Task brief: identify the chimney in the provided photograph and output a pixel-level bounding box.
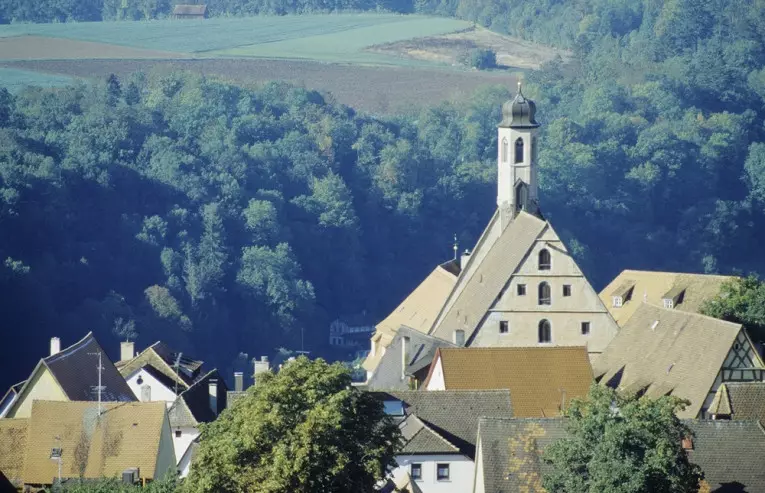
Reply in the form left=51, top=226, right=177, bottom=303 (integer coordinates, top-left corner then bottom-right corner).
left=208, top=378, right=218, bottom=415
left=234, top=372, right=243, bottom=392
left=401, top=336, right=410, bottom=381
left=50, top=337, right=61, bottom=356
left=120, top=341, right=135, bottom=362
left=460, top=249, right=471, bottom=270
left=253, top=356, right=270, bottom=385
left=681, top=437, right=693, bottom=451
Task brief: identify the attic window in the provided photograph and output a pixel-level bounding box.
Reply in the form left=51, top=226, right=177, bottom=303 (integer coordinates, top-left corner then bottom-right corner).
left=499, top=321, right=509, bottom=334
left=663, top=298, right=674, bottom=309
left=612, top=296, right=623, bottom=308
left=383, top=400, right=405, bottom=416
left=538, top=249, right=551, bottom=270
left=175, top=430, right=182, bottom=438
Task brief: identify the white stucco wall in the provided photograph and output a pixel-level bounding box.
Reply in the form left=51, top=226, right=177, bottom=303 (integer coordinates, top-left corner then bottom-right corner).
left=125, top=368, right=178, bottom=407
left=172, top=426, right=200, bottom=466
left=392, top=455, right=473, bottom=493
left=473, top=440, right=485, bottom=493
left=425, top=358, right=445, bottom=390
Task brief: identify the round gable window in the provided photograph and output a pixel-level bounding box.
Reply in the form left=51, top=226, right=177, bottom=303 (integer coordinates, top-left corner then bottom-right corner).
left=136, top=375, right=144, bottom=385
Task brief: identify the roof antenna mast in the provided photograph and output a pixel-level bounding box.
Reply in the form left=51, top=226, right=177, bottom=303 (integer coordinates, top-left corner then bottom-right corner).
left=174, top=352, right=183, bottom=396
left=453, top=234, right=458, bottom=260
left=88, top=351, right=105, bottom=417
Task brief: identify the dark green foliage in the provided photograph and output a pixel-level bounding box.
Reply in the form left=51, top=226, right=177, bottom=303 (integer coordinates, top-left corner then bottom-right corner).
left=60, top=474, right=178, bottom=493
left=458, top=48, right=497, bottom=70
left=700, top=275, right=765, bottom=343
left=543, top=385, right=703, bottom=493
left=184, top=357, right=401, bottom=493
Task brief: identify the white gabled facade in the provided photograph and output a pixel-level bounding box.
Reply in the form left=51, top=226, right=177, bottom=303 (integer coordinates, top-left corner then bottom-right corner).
left=125, top=368, right=178, bottom=407
left=392, top=454, right=474, bottom=493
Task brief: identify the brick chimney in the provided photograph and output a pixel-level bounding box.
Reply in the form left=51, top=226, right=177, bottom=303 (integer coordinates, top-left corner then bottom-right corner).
left=50, top=337, right=61, bottom=356
left=208, top=378, right=218, bottom=415
left=234, top=372, right=244, bottom=392
left=120, top=341, right=135, bottom=362
left=253, top=356, right=270, bottom=385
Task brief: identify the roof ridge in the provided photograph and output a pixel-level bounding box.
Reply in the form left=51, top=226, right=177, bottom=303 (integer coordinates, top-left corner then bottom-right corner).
left=43, top=331, right=95, bottom=363
left=478, top=416, right=565, bottom=422
left=640, top=302, right=742, bottom=329
left=620, top=269, right=736, bottom=279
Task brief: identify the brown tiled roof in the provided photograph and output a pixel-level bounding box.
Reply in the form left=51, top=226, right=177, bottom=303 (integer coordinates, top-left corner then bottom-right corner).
left=709, top=382, right=765, bottom=421
left=0, top=419, right=27, bottom=485
left=23, top=400, right=168, bottom=485
left=364, top=264, right=457, bottom=372
left=592, top=304, right=757, bottom=418
left=430, top=211, right=547, bottom=343
left=599, top=270, right=734, bottom=326
left=428, top=347, right=592, bottom=417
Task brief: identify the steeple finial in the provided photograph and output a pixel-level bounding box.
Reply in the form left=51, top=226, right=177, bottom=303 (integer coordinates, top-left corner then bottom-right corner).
left=517, top=80, right=523, bottom=95
left=453, top=234, right=458, bottom=260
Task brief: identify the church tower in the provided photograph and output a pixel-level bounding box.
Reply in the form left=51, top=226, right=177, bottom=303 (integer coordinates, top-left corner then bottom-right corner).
left=497, top=82, right=540, bottom=228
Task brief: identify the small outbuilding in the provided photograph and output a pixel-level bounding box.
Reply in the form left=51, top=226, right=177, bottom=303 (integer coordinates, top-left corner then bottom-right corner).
left=172, top=4, right=207, bottom=19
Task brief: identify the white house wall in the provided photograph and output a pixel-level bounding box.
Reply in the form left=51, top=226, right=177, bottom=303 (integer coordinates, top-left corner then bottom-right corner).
left=425, top=357, right=446, bottom=390
left=392, top=454, right=473, bottom=493
left=472, top=440, right=485, bottom=493
left=125, top=368, right=178, bottom=407
left=172, top=426, right=200, bottom=466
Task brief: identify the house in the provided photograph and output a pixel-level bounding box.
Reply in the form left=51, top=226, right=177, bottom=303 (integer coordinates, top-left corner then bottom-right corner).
left=363, top=261, right=459, bottom=380
left=365, top=326, right=455, bottom=391
left=423, top=347, right=593, bottom=417
left=20, top=400, right=175, bottom=487
left=172, top=4, right=207, bottom=18
left=472, top=417, right=765, bottom=493
left=226, top=356, right=271, bottom=409
left=708, top=381, right=765, bottom=421
left=2, top=334, right=135, bottom=419
left=0, top=418, right=27, bottom=489
left=116, top=341, right=227, bottom=472
left=376, top=390, right=513, bottom=493
left=599, top=270, right=735, bottom=326
left=593, top=303, right=765, bottom=418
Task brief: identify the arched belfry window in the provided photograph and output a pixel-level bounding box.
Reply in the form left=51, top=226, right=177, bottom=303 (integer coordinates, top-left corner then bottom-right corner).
left=515, top=182, right=527, bottom=211
left=514, top=137, right=524, bottom=163
left=501, top=138, right=508, bottom=163
left=538, top=249, right=551, bottom=270
left=538, top=319, right=551, bottom=343
left=538, top=282, right=551, bottom=306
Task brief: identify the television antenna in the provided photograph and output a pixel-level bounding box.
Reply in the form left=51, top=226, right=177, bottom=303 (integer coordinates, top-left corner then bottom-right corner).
left=88, top=351, right=105, bottom=417
left=174, top=352, right=183, bottom=396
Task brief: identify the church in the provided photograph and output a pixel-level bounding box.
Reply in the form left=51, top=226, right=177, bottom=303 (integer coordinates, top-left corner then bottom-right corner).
left=364, top=84, right=619, bottom=380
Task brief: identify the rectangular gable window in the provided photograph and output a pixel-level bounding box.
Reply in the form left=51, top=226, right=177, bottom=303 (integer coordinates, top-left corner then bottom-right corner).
left=517, top=284, right=526, bottom=296
left=581, top=322, right=590, bottom=335
left=563, top=285, right=572, bottom=297
left=499, top=321, right=509, bottom=334
left=436, top=463, right=450, bottom=481
left=411, top=463, right=422, bottom=481
left=612, top=296, right=623, bottom=308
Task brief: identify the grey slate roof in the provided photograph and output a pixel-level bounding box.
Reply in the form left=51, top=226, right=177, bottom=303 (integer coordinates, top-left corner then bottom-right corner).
left=686, top=420, right=765, bottom=492
left=709, top=382, right=765, bottom=422
left=399, top=414, right=460, bottom=454
left=475, top=417, right=566, bottom=493
left=475, top=418, right=765, bottom=493
left=366, top=326, right=455, bottom=391
left=376, top=390, right=513, bottom=458
left=168, top=369, right=227, bottom=427
left=43, top=332, right=135, bottom=403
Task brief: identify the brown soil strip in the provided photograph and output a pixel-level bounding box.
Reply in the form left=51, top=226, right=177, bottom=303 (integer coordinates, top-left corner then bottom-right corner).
left=0, top=35, right=191, bottom=61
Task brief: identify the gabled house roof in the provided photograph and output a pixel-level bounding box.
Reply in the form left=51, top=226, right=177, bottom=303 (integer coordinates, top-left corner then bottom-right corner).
left=425, top=347, right=592, bottom=417
left=168, top=369, right=226, bottom=428
left=598, top=270, right=734, bottom=326
left=430, top=211, right=547, bottom=343
left=365, top=326, right=455, bottom=390
left=0, top=381, right=26, bottom=418
left=708, top=382, right=765, bottom=421
left=22, top=400, right=171, bottom=485
left=474, top=418, right=765, bottom=493
left=118, top=341, right=204, bottom=390
left=8, top=333, right=135, bottom=417
left=364, top=262, right=458, bottom=373
left=592, top=304, right=760, bottom=418
left=0, top=419, right=28, bottom=486
left=375, top=389, right=513, bottom=458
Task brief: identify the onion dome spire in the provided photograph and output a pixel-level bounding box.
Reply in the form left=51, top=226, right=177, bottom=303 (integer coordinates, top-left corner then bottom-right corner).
left=499, top=80, right=540, bottom=128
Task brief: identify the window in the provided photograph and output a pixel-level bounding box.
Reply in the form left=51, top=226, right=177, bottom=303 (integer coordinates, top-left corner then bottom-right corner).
left=538, top=319, right=551, bottom=343
left=538, top=249, right=551, bottom=270
left=538, top=282, right=551, bottom=306
left=411, top=464, right=422, bottom=481
left=175, top=430, right=182, bottom=438
left=562, top=285, right=571, bottom=297
left=453, top=329, right=465, bottom=346
left=499, top=321, right=509, bottom=334
left=436, top=463, right=450, bottom=481
left=612, top=296, right=623, bottom=308
left=501, top=138, right=508, bottom=163
left=517, top=284, right=526, bottom=296
left=581, top=321, right=590, bottom=335
left=663, top=298, right=674, bottom=309
left=514, top=137, right=524, bottom=163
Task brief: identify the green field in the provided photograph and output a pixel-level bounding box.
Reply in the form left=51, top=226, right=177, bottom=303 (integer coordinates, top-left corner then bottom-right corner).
left=0, top=15, right=470, bottom=64
left=0, top=67, right=76, bottom=92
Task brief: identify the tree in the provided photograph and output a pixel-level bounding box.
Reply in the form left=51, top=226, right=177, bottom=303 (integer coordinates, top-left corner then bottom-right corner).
left=458, top=48, right=497, bottom=69
left=700, top=275, right=765, bottom=343
left=542, top=385, right=703, bottom=493
left=183, top=357, right=401, bottom=493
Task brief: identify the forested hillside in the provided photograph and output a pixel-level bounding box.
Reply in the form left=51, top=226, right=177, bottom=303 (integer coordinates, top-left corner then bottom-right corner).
left=3, top=0, right=765, bottom=389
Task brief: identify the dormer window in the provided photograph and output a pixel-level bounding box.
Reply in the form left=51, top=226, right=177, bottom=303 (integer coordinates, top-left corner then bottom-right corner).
left=514, top=137, right=524, bottom=163
left=501, top=138, right=508, bottom=163
left=612, top=296, right=623, bottom=308
left=663, top=298, right=674, bottom=309
left=538, top=249, right=551, bottom=270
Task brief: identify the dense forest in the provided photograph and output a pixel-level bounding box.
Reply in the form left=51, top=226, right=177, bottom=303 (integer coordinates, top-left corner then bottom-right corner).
left=3, top=0, right=765, bottom=389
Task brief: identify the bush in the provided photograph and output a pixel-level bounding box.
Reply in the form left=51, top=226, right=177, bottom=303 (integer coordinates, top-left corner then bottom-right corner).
left=458, top=48, right=497, bottom=69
